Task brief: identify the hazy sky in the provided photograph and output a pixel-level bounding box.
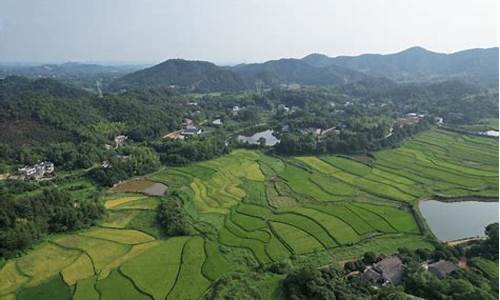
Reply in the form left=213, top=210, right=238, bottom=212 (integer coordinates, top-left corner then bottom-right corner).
left=0, top=0, right=497, bottom=64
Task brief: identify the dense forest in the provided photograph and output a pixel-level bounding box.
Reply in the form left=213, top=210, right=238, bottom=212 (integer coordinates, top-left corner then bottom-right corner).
left=0, top=188, right=105, bottom=257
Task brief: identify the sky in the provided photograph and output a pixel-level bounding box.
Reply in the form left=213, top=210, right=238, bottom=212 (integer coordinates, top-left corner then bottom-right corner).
left=0, top=0, right=497, bottom=64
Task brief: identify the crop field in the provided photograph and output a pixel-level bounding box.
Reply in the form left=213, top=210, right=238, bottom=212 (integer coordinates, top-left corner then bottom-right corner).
left=2, top=129, right=497, bottom=299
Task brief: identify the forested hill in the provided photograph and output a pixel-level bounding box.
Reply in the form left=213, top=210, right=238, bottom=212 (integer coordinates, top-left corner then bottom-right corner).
left=109, top=47, right=498, bottom=92
left=109, top=59, right=248, bottom=92
left=230, top=58, right=369, bottom=86
left=0, top=76, right=185, bottom=147
left=110, top=57, right=370, bottom=92
left=303, top=47, right=499, bottom=86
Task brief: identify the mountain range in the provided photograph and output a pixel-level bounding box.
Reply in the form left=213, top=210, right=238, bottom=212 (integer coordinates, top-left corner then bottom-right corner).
left=109, top=47, right=498, bottom=92
left=303, top=47, right=499, bottom=86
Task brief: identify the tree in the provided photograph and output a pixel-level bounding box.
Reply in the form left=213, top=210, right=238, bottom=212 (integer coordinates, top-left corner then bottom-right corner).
left=157, top=196, right=191, bottom=237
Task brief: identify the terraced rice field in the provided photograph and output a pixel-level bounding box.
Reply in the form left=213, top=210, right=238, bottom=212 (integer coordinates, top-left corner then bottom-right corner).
left=2, top=130, right=497, bottom=299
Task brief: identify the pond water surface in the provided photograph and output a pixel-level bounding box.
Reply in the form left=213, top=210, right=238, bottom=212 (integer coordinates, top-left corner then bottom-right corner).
left=479, top=130, right=499, bottom=137
left=237, top=129, right=280, bottom=146
left=419, top=200, right=499, bottom=241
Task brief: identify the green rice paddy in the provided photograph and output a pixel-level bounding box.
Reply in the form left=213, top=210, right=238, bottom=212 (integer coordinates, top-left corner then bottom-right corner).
left=1, top=129, right=497, bottom=299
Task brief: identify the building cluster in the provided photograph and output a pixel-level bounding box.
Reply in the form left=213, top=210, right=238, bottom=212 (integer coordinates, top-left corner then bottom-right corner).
left=362, top=255, right=404, bottom=285
left=163, top=118, right=203, bottom=140
left=300, top=126, right=339, bottom=139
left=361, top=255, right=459, bottom=287
left=397, top=113, right=425, bottom=127
left=15, top=161, right=55, bottom=180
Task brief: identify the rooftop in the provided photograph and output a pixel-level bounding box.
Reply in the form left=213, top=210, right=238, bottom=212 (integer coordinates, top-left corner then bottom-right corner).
left=428, top=260, right=459, bottom=278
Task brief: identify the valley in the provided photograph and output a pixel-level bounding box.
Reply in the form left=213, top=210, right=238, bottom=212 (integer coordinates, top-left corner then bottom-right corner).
left=1, top=128, right=497, bottom=299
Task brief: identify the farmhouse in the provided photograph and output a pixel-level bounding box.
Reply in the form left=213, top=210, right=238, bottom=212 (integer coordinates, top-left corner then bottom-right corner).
left=277, top=104, right=290, bottom=113
left=362, top=255, right=404, bottom=285
left=435, top=117, right=444, bottom=126
left=397, top=115, right=420, bottom=127
left=181, top=125, right=202, bottom=136
left=428, top=260, right=459, bottom=278
left=114, top=135, right=128, bottom=147
left=16, top=161, right=55, bottom=180
left=212, top=119, right=223, bottom=126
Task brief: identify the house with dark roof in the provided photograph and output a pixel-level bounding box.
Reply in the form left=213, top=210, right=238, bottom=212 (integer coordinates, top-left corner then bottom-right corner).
left=181, top=125, right=202, bottom=136
left=362, top=255, right=404, bottom=286
left=428, top=260, right=459, bottom=278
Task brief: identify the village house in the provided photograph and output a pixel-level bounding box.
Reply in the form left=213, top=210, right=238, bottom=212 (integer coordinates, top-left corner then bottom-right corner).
left=212, top=119, right=223, bottom=126
left=114, top=135, right=128, bottom=148
left=277, top=104, right=290, bottom=113
left=301, top=128, right=322, bottom=135
left=362, top=255, right=404, bottom=286
left=181, top=125, right=202, bottom=136
left=397, top=113, right=423, bottom=127
left=428, top=260, right=459, bottom=278
left=435, top=117, right=444, bottom=126
left=16, top=161, right=55, bottom=180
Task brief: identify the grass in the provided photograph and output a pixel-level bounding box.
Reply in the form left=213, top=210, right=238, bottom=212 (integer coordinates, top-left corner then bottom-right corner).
left=240, top=179, right=267, bottom=205
left=53, top=235, right=131, bottom=272
left=0, top=261, right=30, bottom=295
left=218, top=226, right=271, bottom=264
left=16, top=242, right=80, bottom=288
left=347, top=205, right=396, bottom=233
left=80, top=228, right=156, bottom=245
left=469, top=258, right=499, bottom=281
left=270, top=221, right=324, bottom=255
left=61, top=253, right=94, bottom=285
left=271, top=213, right=337, bottom=248
left=278, top=207, right=360, bottom=245
left=96, top=270, right=149, bottom=300
left=305, top=203, right=375, bottom=235
left=203, top=241, right=235, bottom=281
left=121, top=237, right=189, bottom=300
left=167, top=237, right=211, bottom=300
left=113, top=197, right=161, bottom=210
left=98, top=241, right=160, bottom=280
left=111, top=179, right=156, bottom=193
left=352, top=203, right=420, bottom=234
left=101, top=210, right=140, bottom=228
left=328, top=235, right=434, bottom=263
left=126, top=210, right=164, bottom=239
left=278, top=163, right=336, bottom=201
left=17, top=274, right=72, bottom=300
left=104, top=195, right=145, bottom=209
left=73, top=276, right=99, bottom=300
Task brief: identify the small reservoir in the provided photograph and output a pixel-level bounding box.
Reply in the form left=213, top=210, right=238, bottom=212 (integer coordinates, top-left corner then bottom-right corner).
left=419, top=200, right=499, bottom=241
left=237, top=129, right=280, bottom=146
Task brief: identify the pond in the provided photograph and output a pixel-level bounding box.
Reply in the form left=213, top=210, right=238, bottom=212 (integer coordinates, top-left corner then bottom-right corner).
left=478, top=130, right=499, bottom=137
left=237, top=129, right=280, bottom=146
left=419, top=200, right=499, bottom=241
